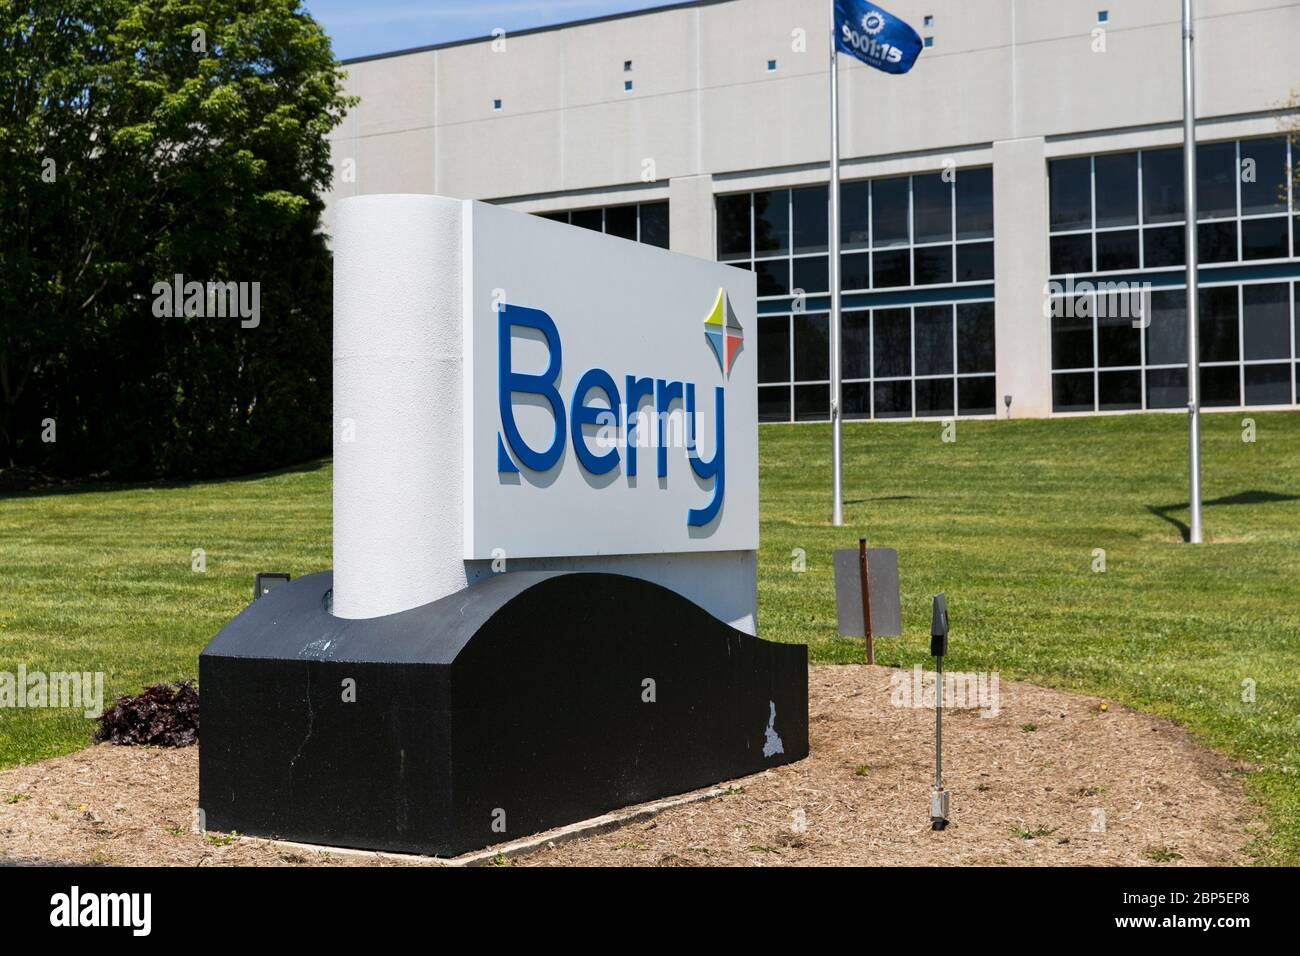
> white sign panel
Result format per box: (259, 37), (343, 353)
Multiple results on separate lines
(462, 202), (758, 560)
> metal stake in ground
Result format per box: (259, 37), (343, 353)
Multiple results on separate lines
(930, 593), (950, 831)
(857, 538), (874, 665)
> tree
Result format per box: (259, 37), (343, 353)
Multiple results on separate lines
(0, 0), (353, 477)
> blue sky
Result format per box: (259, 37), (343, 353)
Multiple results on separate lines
(304, 1), (672, 61)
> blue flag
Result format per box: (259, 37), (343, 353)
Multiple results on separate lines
(834, 0), (923, 75)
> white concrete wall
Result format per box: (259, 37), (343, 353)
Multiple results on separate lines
(993, 137), (1052, 419)
(328, 0), (1300, 206)
(324, 0), (1300, 418)
(669, 173), (715, 259)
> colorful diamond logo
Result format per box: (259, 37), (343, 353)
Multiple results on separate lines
(703, 288), (743, 377)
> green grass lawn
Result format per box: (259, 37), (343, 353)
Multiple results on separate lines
(1, 412), (1298, 862)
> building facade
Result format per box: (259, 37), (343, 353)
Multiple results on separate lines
(324, 0), (1300, 421)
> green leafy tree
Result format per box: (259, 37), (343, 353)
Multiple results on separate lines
(0, 0), (353, 476)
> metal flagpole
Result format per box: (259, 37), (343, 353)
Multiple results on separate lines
(829, 1), (844, 526)
(1182, 0), (1203, 544)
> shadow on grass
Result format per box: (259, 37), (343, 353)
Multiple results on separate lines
(0, 457), (331, 501)
(1147, 489), (1300, 541)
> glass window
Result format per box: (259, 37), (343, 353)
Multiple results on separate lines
(1241, 217), (1288, 260)
(721, 171), (997, 421)
(792, 256), (828, 295)
(842, 311), (871, 379)
(1038, 275), (1300, 413)
(1097, 306), (1141, 367)
(955, 167), (993, 239)
(794, 384), (828, 421)
(873, 248), (910, 288)
(757, 316), (790, 383)
(1052, 300), (1093, 369)
(841, 181), (871, 250)
(958, 376), (995, 416)
(1200, 365), (1240, 406)
(753, 190), (789, 256)
(914, 305), (954, 376)
(755, 259), (787, 297)
(913, 245), (953, 285)
(873, 380), (912, 418)
(1050, 234), (1092, 275)
(571, 208), (602, 232)
(1198, 287), (1239, 362)
(841, 252), (871, 291)
(1145, 289), (1187, 366)
(759, 301), (995, 421)
(956, 242), (994, 282)
(873, 309), (911, 378)
(716, 194), (750, 260)
(759, 385), (791, 422)
(1244, 364), (1291, 405)
(1146, 367), (1187, 409)
(1096, 230), (1139, 271)
(1240, 137), (1288, 216)
(605, 204), (637, 240)
(1196, 141), (1237, 219)
(1098, 370), (1142, 410)
(1142, 147), (1184, 224)
(843, 381), (871, 419)
(915, 377), (954, 417)
(1094, 152), (1138, 227)
(1144, 225), (1185, 268)
(1197, 220), (1236, 264)
(1049, 157), (1092, 230)
(792, 185), (828, 254)
(640, 202), (669, 248)
(957, 302), (995, 373)
(872, 177), (910, 247)
(1053, 372), (1094, 412)
(913, 173), (952, 244)
(1242, 283), (1289, 361)
(793, 313), (829, 381)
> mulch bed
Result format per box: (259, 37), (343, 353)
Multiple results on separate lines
(0, 666), (1258, 866)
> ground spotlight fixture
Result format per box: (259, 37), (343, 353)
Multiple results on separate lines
(252, 572), (291, 602)
(1003, 394), (1012, 419)
(930, 593), (951, 831)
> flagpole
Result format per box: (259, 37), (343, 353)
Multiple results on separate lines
(829, 1), (844, 527)
(1182, 0), (1203, 544)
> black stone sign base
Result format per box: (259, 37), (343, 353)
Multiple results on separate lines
(199, 570), (807, 856)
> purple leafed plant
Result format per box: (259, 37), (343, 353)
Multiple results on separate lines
(94, 680), (199, 747)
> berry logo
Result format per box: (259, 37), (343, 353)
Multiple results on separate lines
(703, 288), (744, 378)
